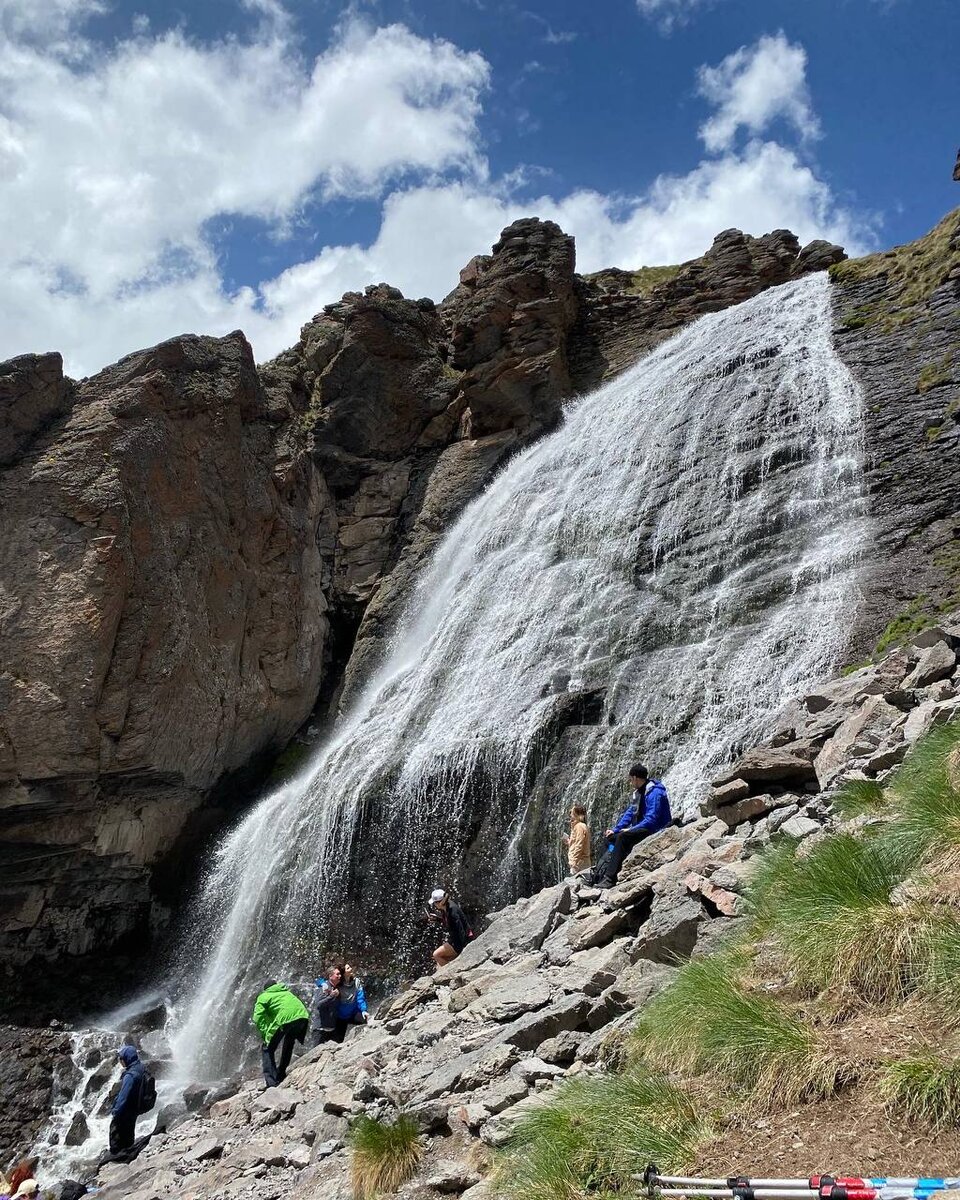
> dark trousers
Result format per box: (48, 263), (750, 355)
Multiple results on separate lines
(599, 829), (647, 883)
(262, 1016), (309, 1087)
(109, 1111), (137, 1155)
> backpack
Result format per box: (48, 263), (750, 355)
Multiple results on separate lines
(139, 1069), (157, 1113)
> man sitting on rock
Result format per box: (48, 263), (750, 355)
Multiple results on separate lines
(252, 980), (310, 1088)
(594, 763), (671, 889)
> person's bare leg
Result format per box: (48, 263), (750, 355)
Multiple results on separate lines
(433, 943), (456, 969)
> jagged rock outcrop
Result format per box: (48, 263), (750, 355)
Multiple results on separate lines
(568, 226), (845, 389)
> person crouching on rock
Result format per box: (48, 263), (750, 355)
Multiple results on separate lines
(109, 1045), (145, 1156)
(562, 803), (591, 878)
(428, 887), (472, 969)
(594, 763), (671, 890)
(253, 979), (310, 1087)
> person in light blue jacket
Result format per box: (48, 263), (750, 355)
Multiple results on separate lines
(312, 961), (368, 1044)
(595, 763), (671, 889)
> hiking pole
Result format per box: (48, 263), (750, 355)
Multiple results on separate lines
(641, 1170), (960, 1200)
(649, 1173), (960, 1190)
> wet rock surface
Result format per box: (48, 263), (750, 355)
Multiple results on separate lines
(0, 214), (861, 987)
(9, 621), (960, 1196)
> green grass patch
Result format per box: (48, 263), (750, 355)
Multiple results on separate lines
(635, 953), (841, 1105)
(829, 207), (960, 326)
(742, 831), (949, 1002)
(884, 723), (960, 869)
(496, 1067), (704, 1200)
(349, 1114), (423, 1200)
(875, 597), (937, 655)
(840, 659), (873, 676)
(880, 1054), (960, 1127)
(831, 777), (887, 819)
(918, 355), (953, 394)
(584, 263), (682, 297)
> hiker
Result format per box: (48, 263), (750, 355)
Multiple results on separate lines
(594, 763), (671, 889)
(3, 1164), (38, 1200)
(341, 962), (369, 1025)
(313, 959), (369, 1044)
(109, 1045), (145, 1156)
(428, 887), (472, 968)
(562, 803), (591, 877)
(253, 979), (310, 1087)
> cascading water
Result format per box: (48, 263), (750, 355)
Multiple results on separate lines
(170, 272), (868, 1081)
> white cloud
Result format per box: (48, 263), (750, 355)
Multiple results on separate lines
(697, 32), (820, 151)
(635, 0), (718, 34)
(0, 11), (871, 378)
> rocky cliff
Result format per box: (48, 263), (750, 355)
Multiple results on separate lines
(0, 217), (856, 988)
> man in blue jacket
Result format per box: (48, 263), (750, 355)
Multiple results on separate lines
(595, 763), (671, 889)
(109, 1044), (145, 1155)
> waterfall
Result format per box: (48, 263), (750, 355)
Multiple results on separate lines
(170, 273), (867, 1080)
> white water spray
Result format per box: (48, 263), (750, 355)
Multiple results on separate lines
(171, 274), (867, 1079)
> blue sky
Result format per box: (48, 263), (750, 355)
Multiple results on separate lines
(0, 0), (956, 375)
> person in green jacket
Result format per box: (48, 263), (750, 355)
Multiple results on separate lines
(252, 980), (310, 1087)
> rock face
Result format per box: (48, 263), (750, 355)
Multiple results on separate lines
(0, 1024), (71, 1164)
(1, 216), (851, 984)
(831, 207), (960, 658)
(0, 334), (330, 990)
(568, 226), (844, 389)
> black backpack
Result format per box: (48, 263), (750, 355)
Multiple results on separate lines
(139, 1069), (157, 1113)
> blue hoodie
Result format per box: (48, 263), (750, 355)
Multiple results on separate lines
(608, 780), (671, 848)
(314, 977), (367, 1022)
(111, 1045), (145, 1118)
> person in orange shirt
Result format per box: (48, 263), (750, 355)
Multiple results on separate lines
(562, 803), (591, 877)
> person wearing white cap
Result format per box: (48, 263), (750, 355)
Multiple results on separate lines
(427, 888), (472, 968)
(14, 1181), (39, 1198)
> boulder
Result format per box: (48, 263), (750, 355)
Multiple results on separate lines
(252, 1086), (303, 1117)
(815, 695), (905, 785)
(777, 815), (821, 840)
(184, 1135), (225, 1163)
(708, 778), (750, 808)
(535, 1031), (584, 1065)
(713, 745), (818, 788)
(634, 892), (702, 963)
(64, 1109), (89, 1146)
(714, 793), (778, 828)
(426, 1162), (483, 1194)
(512, 1056), (565, 1083)
(904, 640), (956, 688)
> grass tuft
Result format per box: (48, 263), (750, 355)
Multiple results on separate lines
(349, 1114), (423, 1200)
(880, 1054), (960, 1127)
(884, 723), (960, 869)
(634, 953), (841, 1105)
(496, 1066), (704, 1200)
(744, 831), (951, 1001)
(832, 777), (888, 819)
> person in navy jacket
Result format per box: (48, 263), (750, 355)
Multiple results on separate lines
(595, 763), (671, 888)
